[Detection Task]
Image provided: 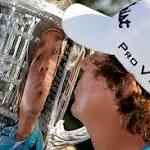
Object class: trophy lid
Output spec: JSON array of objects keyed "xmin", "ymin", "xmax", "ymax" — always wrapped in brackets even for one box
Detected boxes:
[{"xmin": 49, "ymin": 0, "xmax": 72, "ymax": 11}]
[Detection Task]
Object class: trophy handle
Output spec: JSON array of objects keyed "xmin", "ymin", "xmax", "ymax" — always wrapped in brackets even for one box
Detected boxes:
[{"xmin": 46, "ymin": 120, "xmax": 89, "ymax": 150}]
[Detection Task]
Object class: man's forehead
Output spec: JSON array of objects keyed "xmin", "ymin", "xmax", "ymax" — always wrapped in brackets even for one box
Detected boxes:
[
  {"xmin": 89, "ymin": 52, "xmax": 108, "ymax": 64},
  {"xmin": 41, "ymin": 28, "xmax": 64, "ymax": 40}
]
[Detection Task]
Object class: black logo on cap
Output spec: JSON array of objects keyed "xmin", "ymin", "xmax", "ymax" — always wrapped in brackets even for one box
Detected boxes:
[
  {"xmin": 118, "ymin": 2, "xmax": 137, "ymax": 28},
  {"xmin": 118, "ymin": 42, "xmax": 150, "ymax": 83}
]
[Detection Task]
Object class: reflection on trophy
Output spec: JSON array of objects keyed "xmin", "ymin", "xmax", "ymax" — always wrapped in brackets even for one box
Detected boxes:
[{"xmin": 0, "ymin": 0, "xmax": 89, "ymax": 149}]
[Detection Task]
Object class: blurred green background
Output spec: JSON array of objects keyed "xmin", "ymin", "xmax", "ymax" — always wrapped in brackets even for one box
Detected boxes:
[
  {"xmin": 74, "ymin": 0, "xmax": 135, "ymax": 15},
  {"xmin": 63, "ymin": 0, "xmax": 135, "ymax": 149}
]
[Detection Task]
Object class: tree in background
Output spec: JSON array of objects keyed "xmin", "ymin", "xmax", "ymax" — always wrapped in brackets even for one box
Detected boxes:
[
  {"xmin": 74, "ymin": 0, "xmax": 96, "ymax": 7},
  {"xmin": 74, "ymin": 0, "xmax": 135, "ymax": 15}
]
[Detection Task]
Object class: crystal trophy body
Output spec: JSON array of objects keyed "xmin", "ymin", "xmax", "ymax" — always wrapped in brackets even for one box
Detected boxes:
[{"xmin": 0, "ymin": 0, "xmax": 89, "ymax": 149}]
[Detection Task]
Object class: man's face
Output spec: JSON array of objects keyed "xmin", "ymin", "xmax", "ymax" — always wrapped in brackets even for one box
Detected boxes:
[
  {"xmin": 72, "ymin": 53, "xmax": 117, "ymax": 124},
  {"xmin": 21, "ymin": 30, "xmax": 63, "ymax": 114}
]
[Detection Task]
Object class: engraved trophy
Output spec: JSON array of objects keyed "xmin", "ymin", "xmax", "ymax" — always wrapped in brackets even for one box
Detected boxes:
[{"xmin": 0, "ymin": 0, "xmax": 89, "ymax": 149}]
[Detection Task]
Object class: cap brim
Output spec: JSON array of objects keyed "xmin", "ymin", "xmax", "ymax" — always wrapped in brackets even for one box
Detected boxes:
[{"xmin": 62, "ymin": 4, "xmax": 114, "ymax": 54}]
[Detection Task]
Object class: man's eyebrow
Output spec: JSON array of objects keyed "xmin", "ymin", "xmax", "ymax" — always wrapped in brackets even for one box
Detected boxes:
[
  {"xmin": 33, "ymin": 40, "xmax": 45, "ymax": 57},
  {"xmin": 90, "ymin": 55, "xmax": 101, "ymax": 65},
  {"xmin": 36, "ymin": 39, "xmax": 45, "ymax": 50}
]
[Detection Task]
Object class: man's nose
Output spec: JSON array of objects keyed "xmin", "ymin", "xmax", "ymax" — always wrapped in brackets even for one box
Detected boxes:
[{"xmin": 39, "ymin": 61, "xmax": 49, "ymax": 75}]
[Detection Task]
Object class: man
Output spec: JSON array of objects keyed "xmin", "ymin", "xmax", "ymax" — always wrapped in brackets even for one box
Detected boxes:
[
  {"xmin": 0, "ymin": 21, "xmax": 64, "ymax": 149},
  {"xmin": 62, "ymin": 0, "xmax": 150, "ymax": 150}
]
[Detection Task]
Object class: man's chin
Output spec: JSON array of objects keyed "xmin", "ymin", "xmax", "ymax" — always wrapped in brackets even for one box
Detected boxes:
[{"xmin": 71, "ymin": 104, "xmax": 80, "ymax": 119}]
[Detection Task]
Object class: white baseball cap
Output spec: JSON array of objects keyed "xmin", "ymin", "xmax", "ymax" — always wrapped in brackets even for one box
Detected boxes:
[{"xmin": 62, "ymin": 0, "xmax": 150, "ymax": 94}]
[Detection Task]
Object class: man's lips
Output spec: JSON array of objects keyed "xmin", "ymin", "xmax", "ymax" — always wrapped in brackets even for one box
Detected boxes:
[
  {"xmin": 35, "ymin": 81, "xmax": 45, "ymax": 88},
  {"xmin": 75, "ymin": 83, "xmax": 80, "ymax": 95},
  {"xmin": 76, "ymin": 80, "xmax": 82, "ymax": 89}
]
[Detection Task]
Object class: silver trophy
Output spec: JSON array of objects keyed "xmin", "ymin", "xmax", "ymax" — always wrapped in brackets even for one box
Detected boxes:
[{"xmin": 0, "ymin": 0, "xmax": 89, "ymax": 149}]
